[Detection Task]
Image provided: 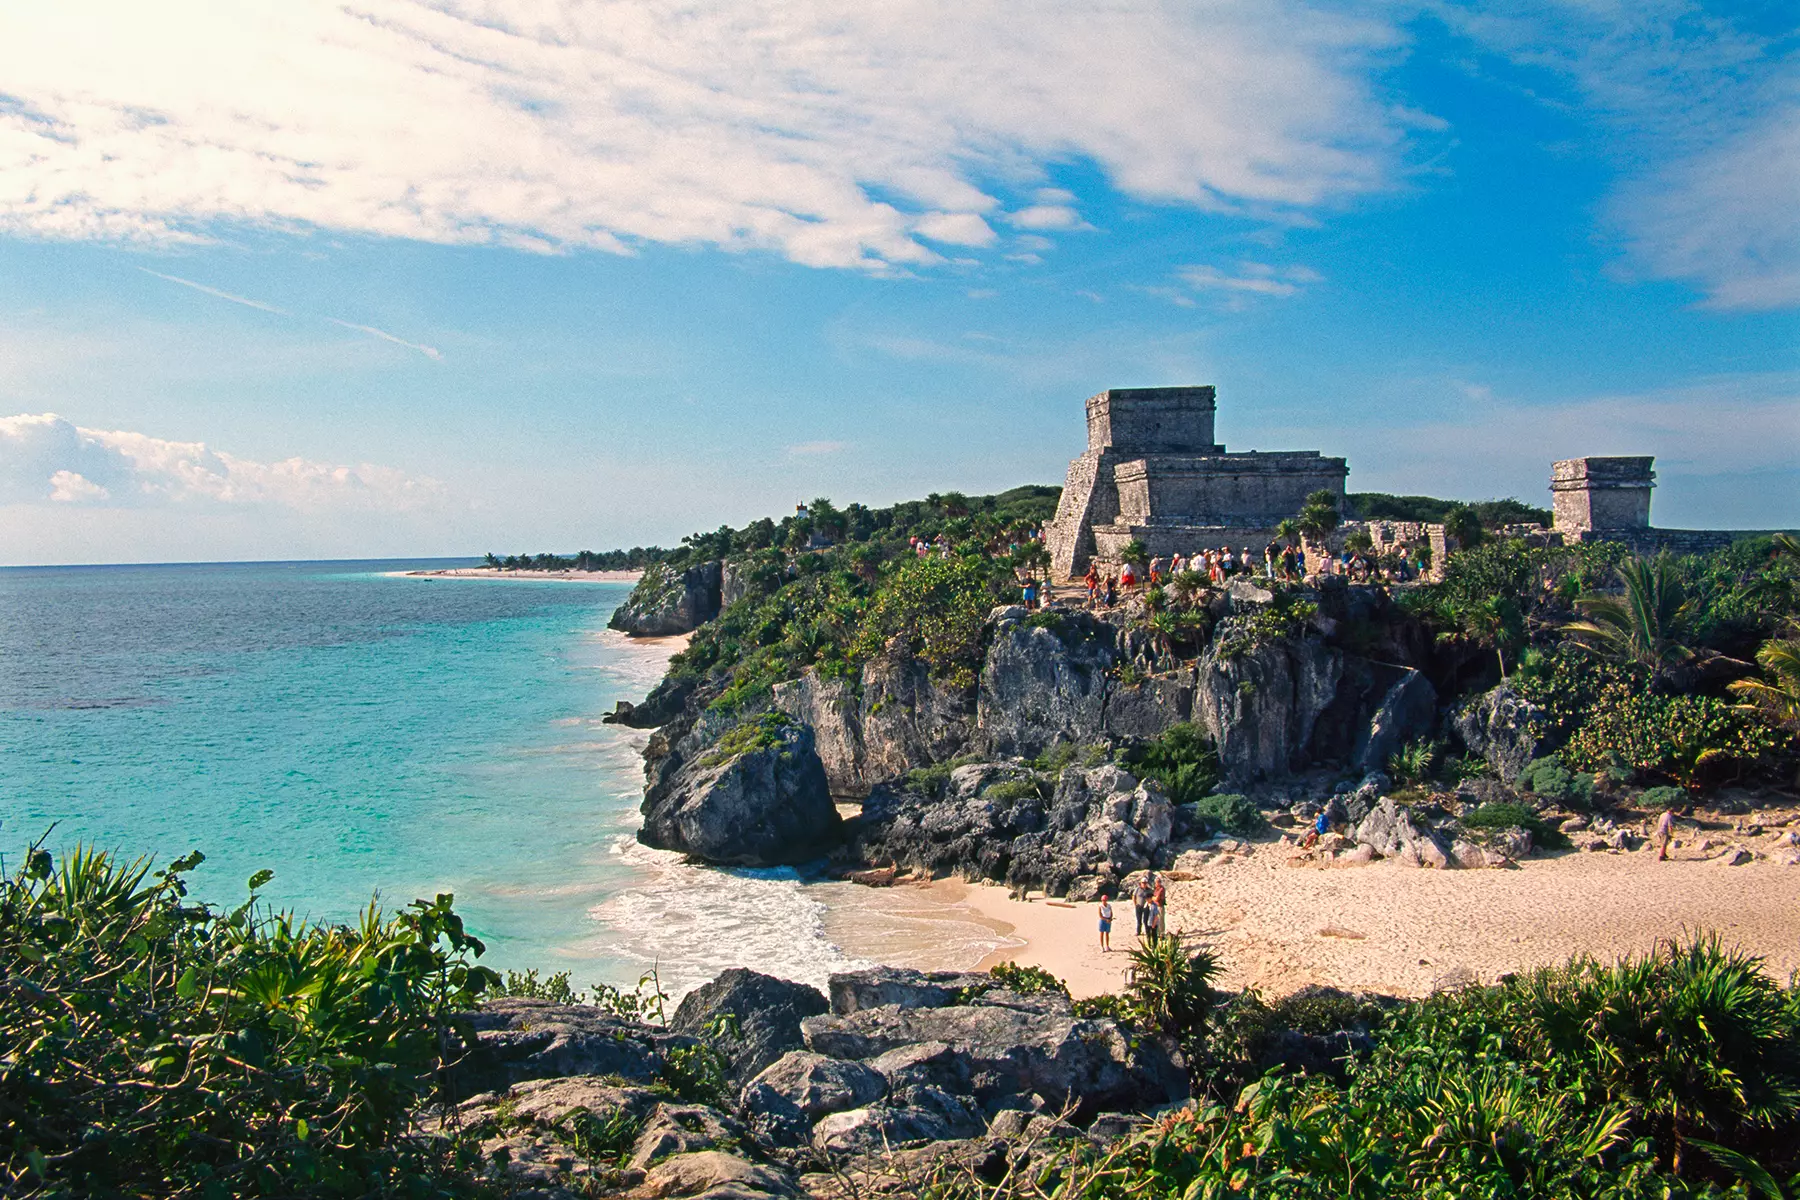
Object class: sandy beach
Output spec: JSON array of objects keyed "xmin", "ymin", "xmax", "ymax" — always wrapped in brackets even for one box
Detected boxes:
[
  {"xmin": 404, "ymin": 568, "xmax": 643, "ymax": 583},
  {"xmin": 930, "ymin": 846, "xmax": 1800, "ymax": 1000}
]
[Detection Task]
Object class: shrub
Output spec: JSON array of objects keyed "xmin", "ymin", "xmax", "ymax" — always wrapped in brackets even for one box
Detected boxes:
[
  {"xmin": 1122, "ymin": 724, "xmax": 1220, "ymax": 805},
  {"xmin": 1386, "ymin": 737, "xmax": 1439, "ymax": 785},
  {"xmin": 1639, "ymin": 784, "xmax": 1687, "ymax": 809},
  {"xmin": 986, "ymin": 961, "xmax": 1070, "ymax": 998},
  {"xmin": 0, "ymin": 842, "xmax": 500, "ymax": 1197},
  {"xmin": 1126, "ymin": 934, "xmax": 1220, "ymax": 1040},
  {"xmin": 981, "ymin": 777, "xmax": 1044, "ymax": 803},
  {"xmin": 849, "ymin": 555, "xmax": 1006, "ymax": 689},
  {"xmin": 698, "ymin": 710, "xmax": 793, "ymax": 766},
  {"xmin": 500, "ymin": 967, "xmax": 583, "ymax": 1003},
  {"xmin": 1517, "ymin": 754, "xmax": 1597, "ymax": 809},
  {"xmin": 1459, "ymin": 801, "xmax": 1570, "ymax": 849},
  {"xmin": 1565, "ymin": 682, "xmax": 1788, "ymax": 787},
  {"xmin": 1190, "ymin": 792, "xmax": 1265, "ymax": 837}
]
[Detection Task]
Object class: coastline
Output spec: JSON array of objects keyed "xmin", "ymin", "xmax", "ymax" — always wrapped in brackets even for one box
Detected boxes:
[
  {"xmin": 403, "ymin": 568, "xmax": 644, "ymax": 583},
  {"xmin": 903, "ymin": 848, "xmax": 1800, "ymax": 1000}
]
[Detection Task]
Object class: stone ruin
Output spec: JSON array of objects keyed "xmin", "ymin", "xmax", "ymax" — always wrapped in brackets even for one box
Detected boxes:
[
  {"xmin": 1549, "ymin": 455, "xmax": 1784, "ymax": 554},
  {"xmin": 1046, "ymin": 386, "xmax": 1347, "ymax": 578}
]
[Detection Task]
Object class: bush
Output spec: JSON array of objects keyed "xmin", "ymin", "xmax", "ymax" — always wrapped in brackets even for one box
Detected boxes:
[
  {"xmin": 981, "ymin": 777, "xmax": 1044, "ymax": 803},
  {"xmin": 1460, "ymin": 801, "xmax": 1570, "ymax": 849},
  {"xmin": 1126, "ymin": 934, "xmax": 1220, "ymax": 1041},
  {"xmin": 1, "ymin": 842, "xmax": 500, "ymax": 1197},
  {"xmin": 1190, "ymin": 792, "xmax": 1265, "ymax": 837},
  {"xmin": 1517, "ymin": 754, "xmax": 1597, "ymax": 809},
  {"xmin": 985, "ymin": 961, "xmax": 1070, "ymax": 998},
  {"xmin": 1639, "ymin": 785, "xmax": 1687, "ymax": 810},
  {"xmin": 849, "ymin": 555, "xmax": 1008, "ymax": 689},
  {"xmin": 1122, "ymin": 724, "xmax": 1220, "ymax": 805},
  {"xmin": 1565, "ymin": 682, "xmax": 1788, "ymax": 788}
]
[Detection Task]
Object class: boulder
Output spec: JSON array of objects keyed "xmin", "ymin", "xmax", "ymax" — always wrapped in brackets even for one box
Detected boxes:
[
  {"xmin": 868, "ymin": 1040, "xmax": 974, "ymax": 1093},
  {"xmin": 1193, "ymin": 627, "xmax": 1341, "ymax": 782},
  {"xmin": 828, "ymin": 966, "xmax": 989, "ymax": 1015},
  {"xmin": 1719, "ymin": 845, "xmax": 1753, "ymax": 866},
  {"xmin": 772, "ymin": 671, "xmax": 865, "ymax": 796},
  {"xmin": 1453, "ymin": 684, "xmax": 1548, "ymax": 782},
  {"xmin": 629, "ymin": 1102, "xmax": 743, "ymax": 1171},
  {"xmin": 1451, "ymin": 839, "xmax": 1509, "ymax": 869},
  {"xmin": 810, "ymin": 1093, "xmax": 985, "ymax": 1158},
  {"xmin": 1354, "ymin": 797, "xmax": 1452, "ymax": 868},
  {"xmin": 1103, "ymin": 671, "xmax": 1196, "ymax": 741},
  {"xmin": 451, "ymin": 998, "xmax": 699, "ymax": 1096},
  {"xmin": 1352, "ymin": 669, "xmax": 1438, "ymax": 773},
  {"xmin": 632, "ymin": 1150, "xmax": 801, "ymax": 1199},
  {"xmin": 638, "ymin": 718, "xmax": 841, "ymax": 867},
  {"xmin": 798, "ymin": 1001, "xmax": 1184, "ymax": 1117},
  {"xmin": 740, "ymin": 1051, "xmax": 886, "ymax": 1123},
  {"xmin": 609, "ymin": 560, "xmax": 724, "ymax": 637},
  {"xmin": 670, "ymin": 968, "xmax": 829, "ymax": 1085}
]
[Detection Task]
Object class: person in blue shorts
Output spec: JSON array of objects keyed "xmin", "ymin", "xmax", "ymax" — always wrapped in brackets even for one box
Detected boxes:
[{"xmin": 1098, "ymin": 893, "xmax": 1114, "ymax": 951}]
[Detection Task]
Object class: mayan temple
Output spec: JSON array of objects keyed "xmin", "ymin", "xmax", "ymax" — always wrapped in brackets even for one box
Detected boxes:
[{"xmin": 1046, "ymin": 386, "xmax": 1348, "ymax": 578}]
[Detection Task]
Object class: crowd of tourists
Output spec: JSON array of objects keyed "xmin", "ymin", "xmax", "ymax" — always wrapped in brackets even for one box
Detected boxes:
[{"xmin": 1067, "ymin": 541, "xmax": 1426, "ymax": 608}]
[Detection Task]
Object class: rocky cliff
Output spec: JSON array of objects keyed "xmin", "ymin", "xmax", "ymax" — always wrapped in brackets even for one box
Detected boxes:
[{"xmin": 609, "ymin": 560, "xmax": 724, "ymax": 637}]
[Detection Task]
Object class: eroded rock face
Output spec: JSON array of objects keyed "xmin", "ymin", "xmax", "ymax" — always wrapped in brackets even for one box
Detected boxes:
[
  {"xmin": 1352, "ymin": 669, "xmax": 1438, "ymax": 773},
  {"xmin": 977, "ymin": 614, "xmax": 1114, "ymax": 758},
  {"xmin": 848, "ymin": 763, "xmax": 1175, "ymax": 897},
  {"xmin": 609, "ymin": 560, "xmax": 723, "ymax": 637},
  {"xmin": 828, "ymin": 966, "xmax": 990, "ymax": 1015},
  {"xmin": 634, "ymin": 1150, "xmax": 802, "ymax": 1199},
  {"xmin": 1194, "ymin": 626, "xmax": 1342, "ymax": 782},
  {"xmin": 1353, "ymin": 797, "xmax": 1452, "ymax": 869},
  {"xmin": 1453, "ymin": 684, "xmax": 1548, "ymax": 782},
  {"xmin": 740, "ymin": 1051, "xmax": 887, "ymax": 1124},
  {"xmin": 670, "ymin": 968, "xmax": 829, "ymax": 1086},
  {"xmin": 638, "ymin": 720, "xmax": 841, "ymax": 866},
  {"xmin": 772, "ymin": 671, "xmax": 865, "ymax": 796}
]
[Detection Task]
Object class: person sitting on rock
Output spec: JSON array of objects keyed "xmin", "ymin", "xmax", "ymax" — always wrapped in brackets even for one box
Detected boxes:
[{"xmin": 1098, "ymin": 893, "xmax": 1114, "ymax": 952}]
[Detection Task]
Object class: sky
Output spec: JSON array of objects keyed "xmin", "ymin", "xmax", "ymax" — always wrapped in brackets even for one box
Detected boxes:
[{"xmin": 0, "ymin": 0, "xmax": 1796, "ymax": 565}]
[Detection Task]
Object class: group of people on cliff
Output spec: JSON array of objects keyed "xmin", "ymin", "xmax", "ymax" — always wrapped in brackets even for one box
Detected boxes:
[{"xmin": 1096, "ymin": 872, "xmax": 1166, "ymax": 952}]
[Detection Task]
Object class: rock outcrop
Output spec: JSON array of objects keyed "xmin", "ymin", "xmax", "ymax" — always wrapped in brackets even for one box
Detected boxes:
[
  {"xmin": 1453, "ymin": 683, "xmax": 1549, "ymax": 781},
  {"xmin": 848, "ymin": 763, "xmax": 1175, "ymax": 898},
  {"xmin": 450, "ymin": 998, "xmax": 703, "ymax": 1096},
  {"xmin": 671, "ymin": 968, "xmax": 831, "ymax": 1085},
  {"xmin": 1352, "ymin": 668, "xmax": 1437, "ymax": 773},
  {"xmin": 977, "ymin": 612, "xmax": 1114, "ymax": 758},
  {"xmin": 639, "ymin": 718, "xmax": 841, "ymax": 866},
  {"xmin": 609, "ymin": 560, "xmax": 724, "ymax": 637},
  {"xmin": 1194, "ymin": 622, "xmax": 1342, "ymax": 782},
  {"xmin": 1353, "ymin": 797, "xmax": 1452, "ymax": 868}
]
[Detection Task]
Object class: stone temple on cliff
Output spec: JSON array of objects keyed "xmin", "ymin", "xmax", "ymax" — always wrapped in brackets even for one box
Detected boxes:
[{"xmin": 1047, "ymin": 386, "xmax": 1348, "ymax": 578}]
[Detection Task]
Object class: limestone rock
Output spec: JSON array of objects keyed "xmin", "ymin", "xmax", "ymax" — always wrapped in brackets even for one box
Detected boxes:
[
  {"xmin": 1452, "ymin": 684, "xmax": 1547, "ymax": 781},
  {"xmin": 741, "ymin": 1051, "xmax": 887, "ymax": 1125},
  {"xmin": 799, "ymin": 1000, "xmax": 1184, "ymax": 1117},
  {"xmin": 1719, "ymin": 845, "xmax": 1753, "ymax": 866},
  {"xmin": 1352, "ymin": 669, "xmax": 1438, "ymax": 773},
  {"xmin": 977, "ymin": 617, "xmax": 1113, "ymax": 758},
  {"xmin": 1354, "ymin": 797, "xmax": 1452, "ymax": 868},
  {"xmin": 1103, "ymin": 670, "xmax": 1196, "ymax": 742},
  {"xmin": 610, "ymin": 561, "xmax": 724, "ymax": 637},
  {"xmin": 772, "ymin": 671, "xmax": 865, "ymax": 796},
  {"xmin": 1193, "ymin": 626, "xmax": 1341, "ymax": 782},
  {"xmin": 828, "ymin": 966, "xmax": 989, "ymax": 1015},
  {"xmin": 629, "ymin": 1103, "xmax": 742, "ymax": 1171},
  {"xmin": 638, "ymin": 719, "xmax": 841, "ymax": 867},
  {"xmin": 453, "ymin": 998, "xmax": 699, "ymax": 1095},
  {"xmin": 632, "ymin": 1150, "xmax": 801, "ymax": 1199},
  {"xmin": 810, "ymin": 1092, "xmax": 985, "ymax": 1158},
  {"xmin": 670, "ymin": 968, "xmax": 829, "ymax": 1086}
]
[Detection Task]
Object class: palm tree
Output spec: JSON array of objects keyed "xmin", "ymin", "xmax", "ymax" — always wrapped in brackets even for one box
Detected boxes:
[
  {"xmin": 1730, "ymin": 621, "xmax": 1800, "ymax": 732},
  {"xmin": 1564, "ymin": 553, "xmax": 1699, "ymax": 679},
  {"xmin": 1440, "ymin": 594, "xmax": 1525, "ymax": 677}
]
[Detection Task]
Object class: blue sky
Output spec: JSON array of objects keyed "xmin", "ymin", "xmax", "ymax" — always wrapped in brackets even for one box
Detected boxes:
[{"xmin": 0, "ymin": 1, "xmax": 1795, "ymax": 565}]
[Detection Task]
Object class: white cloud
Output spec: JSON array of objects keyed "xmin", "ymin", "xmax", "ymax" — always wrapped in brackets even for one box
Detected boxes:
[
  {"xmin": 1177, "ymin": 261, "xmax": 1323, "ymax": 301},
  {"xmin": 786, "ymin": 440, "xmax": 848, "ymax": 456},
  {"xmin": 1441, "ymin": 1, "xmax": 1799, "ymax": 308},
  {"xmin": 0, "ymin": 413, "xmax": 440, "ymax": 510},
  {"xmin": 1009, "ymin": 205, "xmax": 1087, "ymax": 231},
  {"xmin": 0, "ymin": 1, "xmax": 1405, "ymax": 271}
]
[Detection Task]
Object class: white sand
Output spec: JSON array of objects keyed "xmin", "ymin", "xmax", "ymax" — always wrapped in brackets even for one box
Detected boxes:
[{"xmin": 929, "ymin": 846, "xmax": 1800, "ymax": 1000}]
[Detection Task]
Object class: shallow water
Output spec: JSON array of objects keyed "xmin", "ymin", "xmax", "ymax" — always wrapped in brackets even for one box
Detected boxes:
[{"xmin": 0, "ymin": 560, "xmax": 1013, "ymax": 993}]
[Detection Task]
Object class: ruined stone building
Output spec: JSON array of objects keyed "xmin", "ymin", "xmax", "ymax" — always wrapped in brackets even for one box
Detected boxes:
[{"xmin": 1046, "ymin": 386, "xmax": 1347, "ymax": 578}]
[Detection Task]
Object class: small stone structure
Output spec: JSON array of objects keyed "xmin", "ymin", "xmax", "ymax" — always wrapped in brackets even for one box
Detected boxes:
[
  {"xmin": 1047, "ymin": 386, "xmax": 1347, "ymax": 578},
  {"xmin": 1549, "ymin": 455, "xmax": 1783, "ymax": 554}
]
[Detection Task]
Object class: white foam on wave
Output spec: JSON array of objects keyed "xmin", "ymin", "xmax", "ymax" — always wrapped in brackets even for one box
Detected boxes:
[{"xmin": 589, "ymin": 837, "xmax": 876, "ymax": 998}]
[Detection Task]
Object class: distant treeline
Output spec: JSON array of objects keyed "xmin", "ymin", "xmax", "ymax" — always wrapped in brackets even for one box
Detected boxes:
[
  {"xmin": 1347, "ymin": 492, "xmax": 1552, "ymax": 527},
  {"xmin": 483, "ymin": 549, "xmax": 669, "ymax": 572}
]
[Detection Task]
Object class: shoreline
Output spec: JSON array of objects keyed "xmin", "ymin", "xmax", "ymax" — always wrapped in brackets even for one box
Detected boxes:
[
  {"xmin": 402, "ymin": 568, "xmax": 644, "ymax": 583},
  {"xmin": 881, "ymin": 847, "xmax": 1800, "ymax": 1000}
]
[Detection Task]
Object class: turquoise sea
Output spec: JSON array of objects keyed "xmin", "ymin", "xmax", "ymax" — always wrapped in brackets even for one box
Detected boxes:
[{"xmin": 0, "ymin": 561, "xmax": 1012, "ymax": 994}]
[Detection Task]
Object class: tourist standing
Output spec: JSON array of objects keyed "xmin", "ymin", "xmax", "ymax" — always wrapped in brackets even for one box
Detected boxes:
[
  {"xmin": 1132, "ymin": 876, "xmax": 1151, "ymax": 935},
  {"xmin": 1654, "ymin": 807, "xmax": 1677, "ymax": 862},
  {"xmin": 1098, "ymin": 894, "xmax": 1114, "ymax": 951}
]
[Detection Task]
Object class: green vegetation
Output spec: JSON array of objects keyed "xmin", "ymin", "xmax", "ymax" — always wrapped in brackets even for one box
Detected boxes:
[
  {"xmin": 697, "ymin": 710, "xmax": 793, "ymax": 767},
  {"xmin": 929, "ymin": 936, "xmax": 1800, "ymax": 1199},
  {"xmin": 1517, "ymin": 754, "xmax": 1599, "ymax": 809},
  {"xmin": 483, "ymin": 547, "xmax": 666, "ymax": 571},
  {"xmin": 1, "ymin": 841, "xmax": 501, "ymax": 1197},
  {"xmin": 1120, "ymin": 724, "xmax": 1220, "ymax": 805},
  {"xmin": 1189, "ymin": 792, "xmax": 1265, "ymax": 838},
  {"xmin": 1459, "ymin": 800, "xmax": 1570, "ymax": 849},
  {"xmin": 1347, "ymin": 492, "xmax": 1552, "ymax": 528}
]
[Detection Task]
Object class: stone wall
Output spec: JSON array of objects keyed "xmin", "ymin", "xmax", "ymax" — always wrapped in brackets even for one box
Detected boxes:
[
  {"xmin": 1085, "ymin": 386, "xmax": 1219, "ymax": 454},
  {"xmin": 1551, "ymin": 456, "xmax": 1655, "ymax": 538}
]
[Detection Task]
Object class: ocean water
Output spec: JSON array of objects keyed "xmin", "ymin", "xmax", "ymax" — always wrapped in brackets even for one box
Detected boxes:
[{"xmin": 0, "ymin": 560, "xmax": 1013, "ymax": 995}]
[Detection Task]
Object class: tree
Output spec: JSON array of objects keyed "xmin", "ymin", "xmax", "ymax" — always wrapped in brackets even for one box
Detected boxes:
[
  {"xmin": 1440, "ymin": 594, "xmax": 1526, "ymax": 677},
  {"xmin": 1296, "ymin": 489, "xmax": 1342, "ymax": 542},
  {"xmin": 1565, "ymin": 554, "xmax": 1700, "ymax": 681},
  {"xmin": 1730, "ymin": 621, "xmax": 1800, "ymax": 732},
  {"xmin": 1121, "ymin": 539, "xmax": 1149, "ymax": 566},
  {"xmin": 1443, "ymin": 503, "xmax": 1484, "ymax": 549}
]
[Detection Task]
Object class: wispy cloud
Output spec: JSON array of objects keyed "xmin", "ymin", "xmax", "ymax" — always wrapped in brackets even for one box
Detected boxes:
[
  {"xmin": 138, "ymin": 267, "xmax": 442, "ymax": 359},
  {"xmin": 786, "ymin": 440, "xmax": 848, "ymax": 456},
  {"xmin": 138, "ymin": 268, "xmax": 289, "ymax": 315},
  {"xmin": 325, "ymin": 318, "xmax": 442, "ymax": 361},
  {"xmin": 0, "ymin": 1, "xmax": 1406, "ymax": 271},
  {"xmin": 1170, "ymin": 261, "xmax": 1323, "ymax": 306}
]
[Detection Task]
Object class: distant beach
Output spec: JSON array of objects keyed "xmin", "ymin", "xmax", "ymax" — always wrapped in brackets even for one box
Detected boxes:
[{"xmin": 404, "ymin": 567, "xmax": 643, "ymax": 582}]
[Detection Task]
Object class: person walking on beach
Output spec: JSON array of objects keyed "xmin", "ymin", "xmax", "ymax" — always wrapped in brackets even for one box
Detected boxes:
[
  {"xmin": 1098, "ymin": 893, "xmax": 1114, "ymax": 952},
  {"xmin": 1132, "ymin": 876, "xmax": 1151, "ymax": 935},
  {"xmin": 1654, "ymin": 807, "xmax": 1677, "ymax": 861}
]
